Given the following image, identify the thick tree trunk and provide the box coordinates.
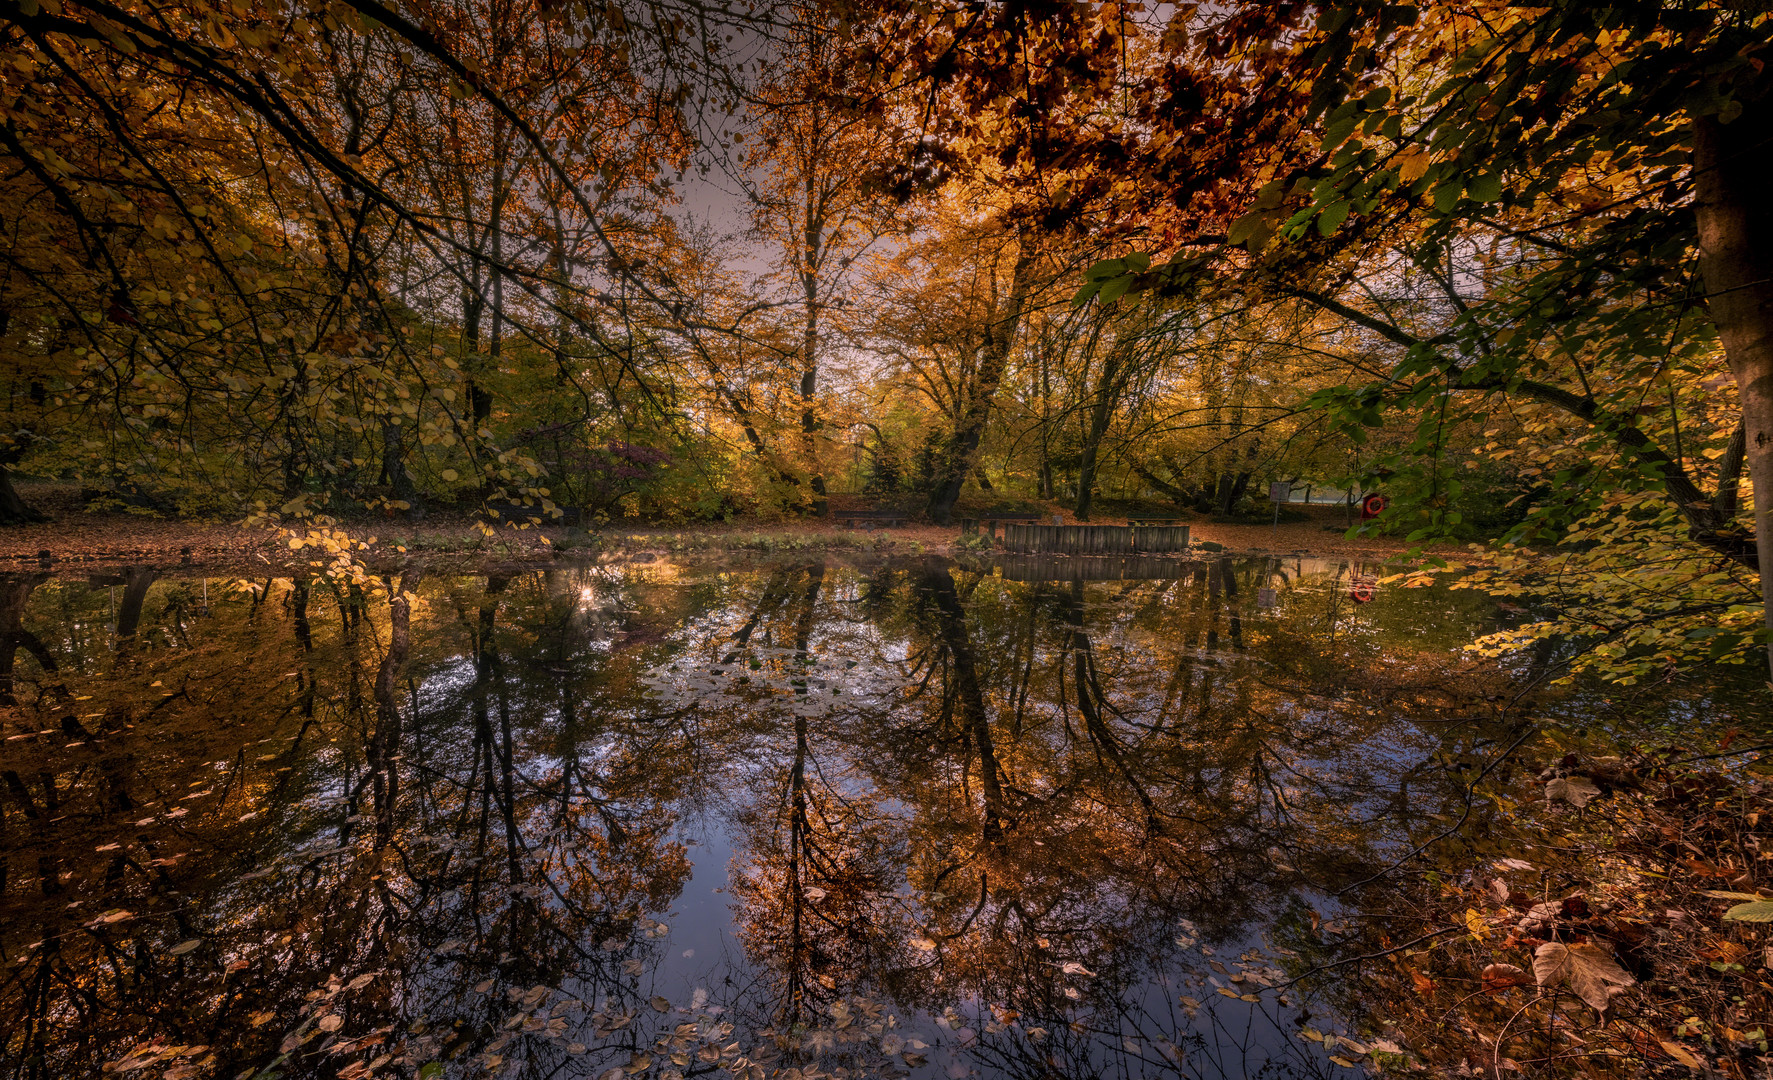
[927,249,1038,524]
[381,418,417,508]
[1695,103,1773,680]
[0,466,45,525]
[1075,357,1120,522]
[1076,446,1099,522]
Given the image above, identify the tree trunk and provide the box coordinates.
[1075,351,1122,522]
[1076,445,1099,522]
[0,466,44,525]
[927,248,1038,524]
[800,172,827,515]
[1695,102,1773,680]
[381,418,417,508]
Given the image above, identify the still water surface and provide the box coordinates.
[0,555,1754,1079]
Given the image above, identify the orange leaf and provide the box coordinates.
[1409,969,1435,997]
[1480,963,1532,994]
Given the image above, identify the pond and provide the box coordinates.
[0,555,1760,1080]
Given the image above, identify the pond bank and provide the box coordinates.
[1,488,1437,571]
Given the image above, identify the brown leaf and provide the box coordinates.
[1533,941,1634,1013]
[1517,900,1560,933]
[1545,776,1600,808]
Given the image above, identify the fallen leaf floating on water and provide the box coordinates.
[166,939,201,956]
[1480,963,1533,994]
[1702,890,1773,922]
[87,910,132,928]
[1516,900,1562,933]
[1533,941,1634,1013]
[1545,775,1601,808]
[1058,961,1097,977]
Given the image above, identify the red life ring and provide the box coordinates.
[1360,493,1389,520]
[1351,580,1376,603]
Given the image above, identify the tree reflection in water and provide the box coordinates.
[0,555,1742,1079]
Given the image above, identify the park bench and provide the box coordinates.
[837,509,910,529]
[959,513,1043,539]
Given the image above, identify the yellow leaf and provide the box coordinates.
[1397,147,1431,183]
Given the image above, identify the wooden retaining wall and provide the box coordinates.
[999,523,1191,555]
[991,554,1197,582]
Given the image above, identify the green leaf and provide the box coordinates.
[1084,258,1127,282]
[1317,200,1351,235]
[1227,210,1266,245]
[1321,116,1358,150]
[1724,901,1773,922]
[1432,181,1461,213]
[1468,172,1503,203]
[1096,275,1135,304]
[419,1065,445,1080]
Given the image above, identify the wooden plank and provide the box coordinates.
[992,554,1195,582]
[993,523,1192,555]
